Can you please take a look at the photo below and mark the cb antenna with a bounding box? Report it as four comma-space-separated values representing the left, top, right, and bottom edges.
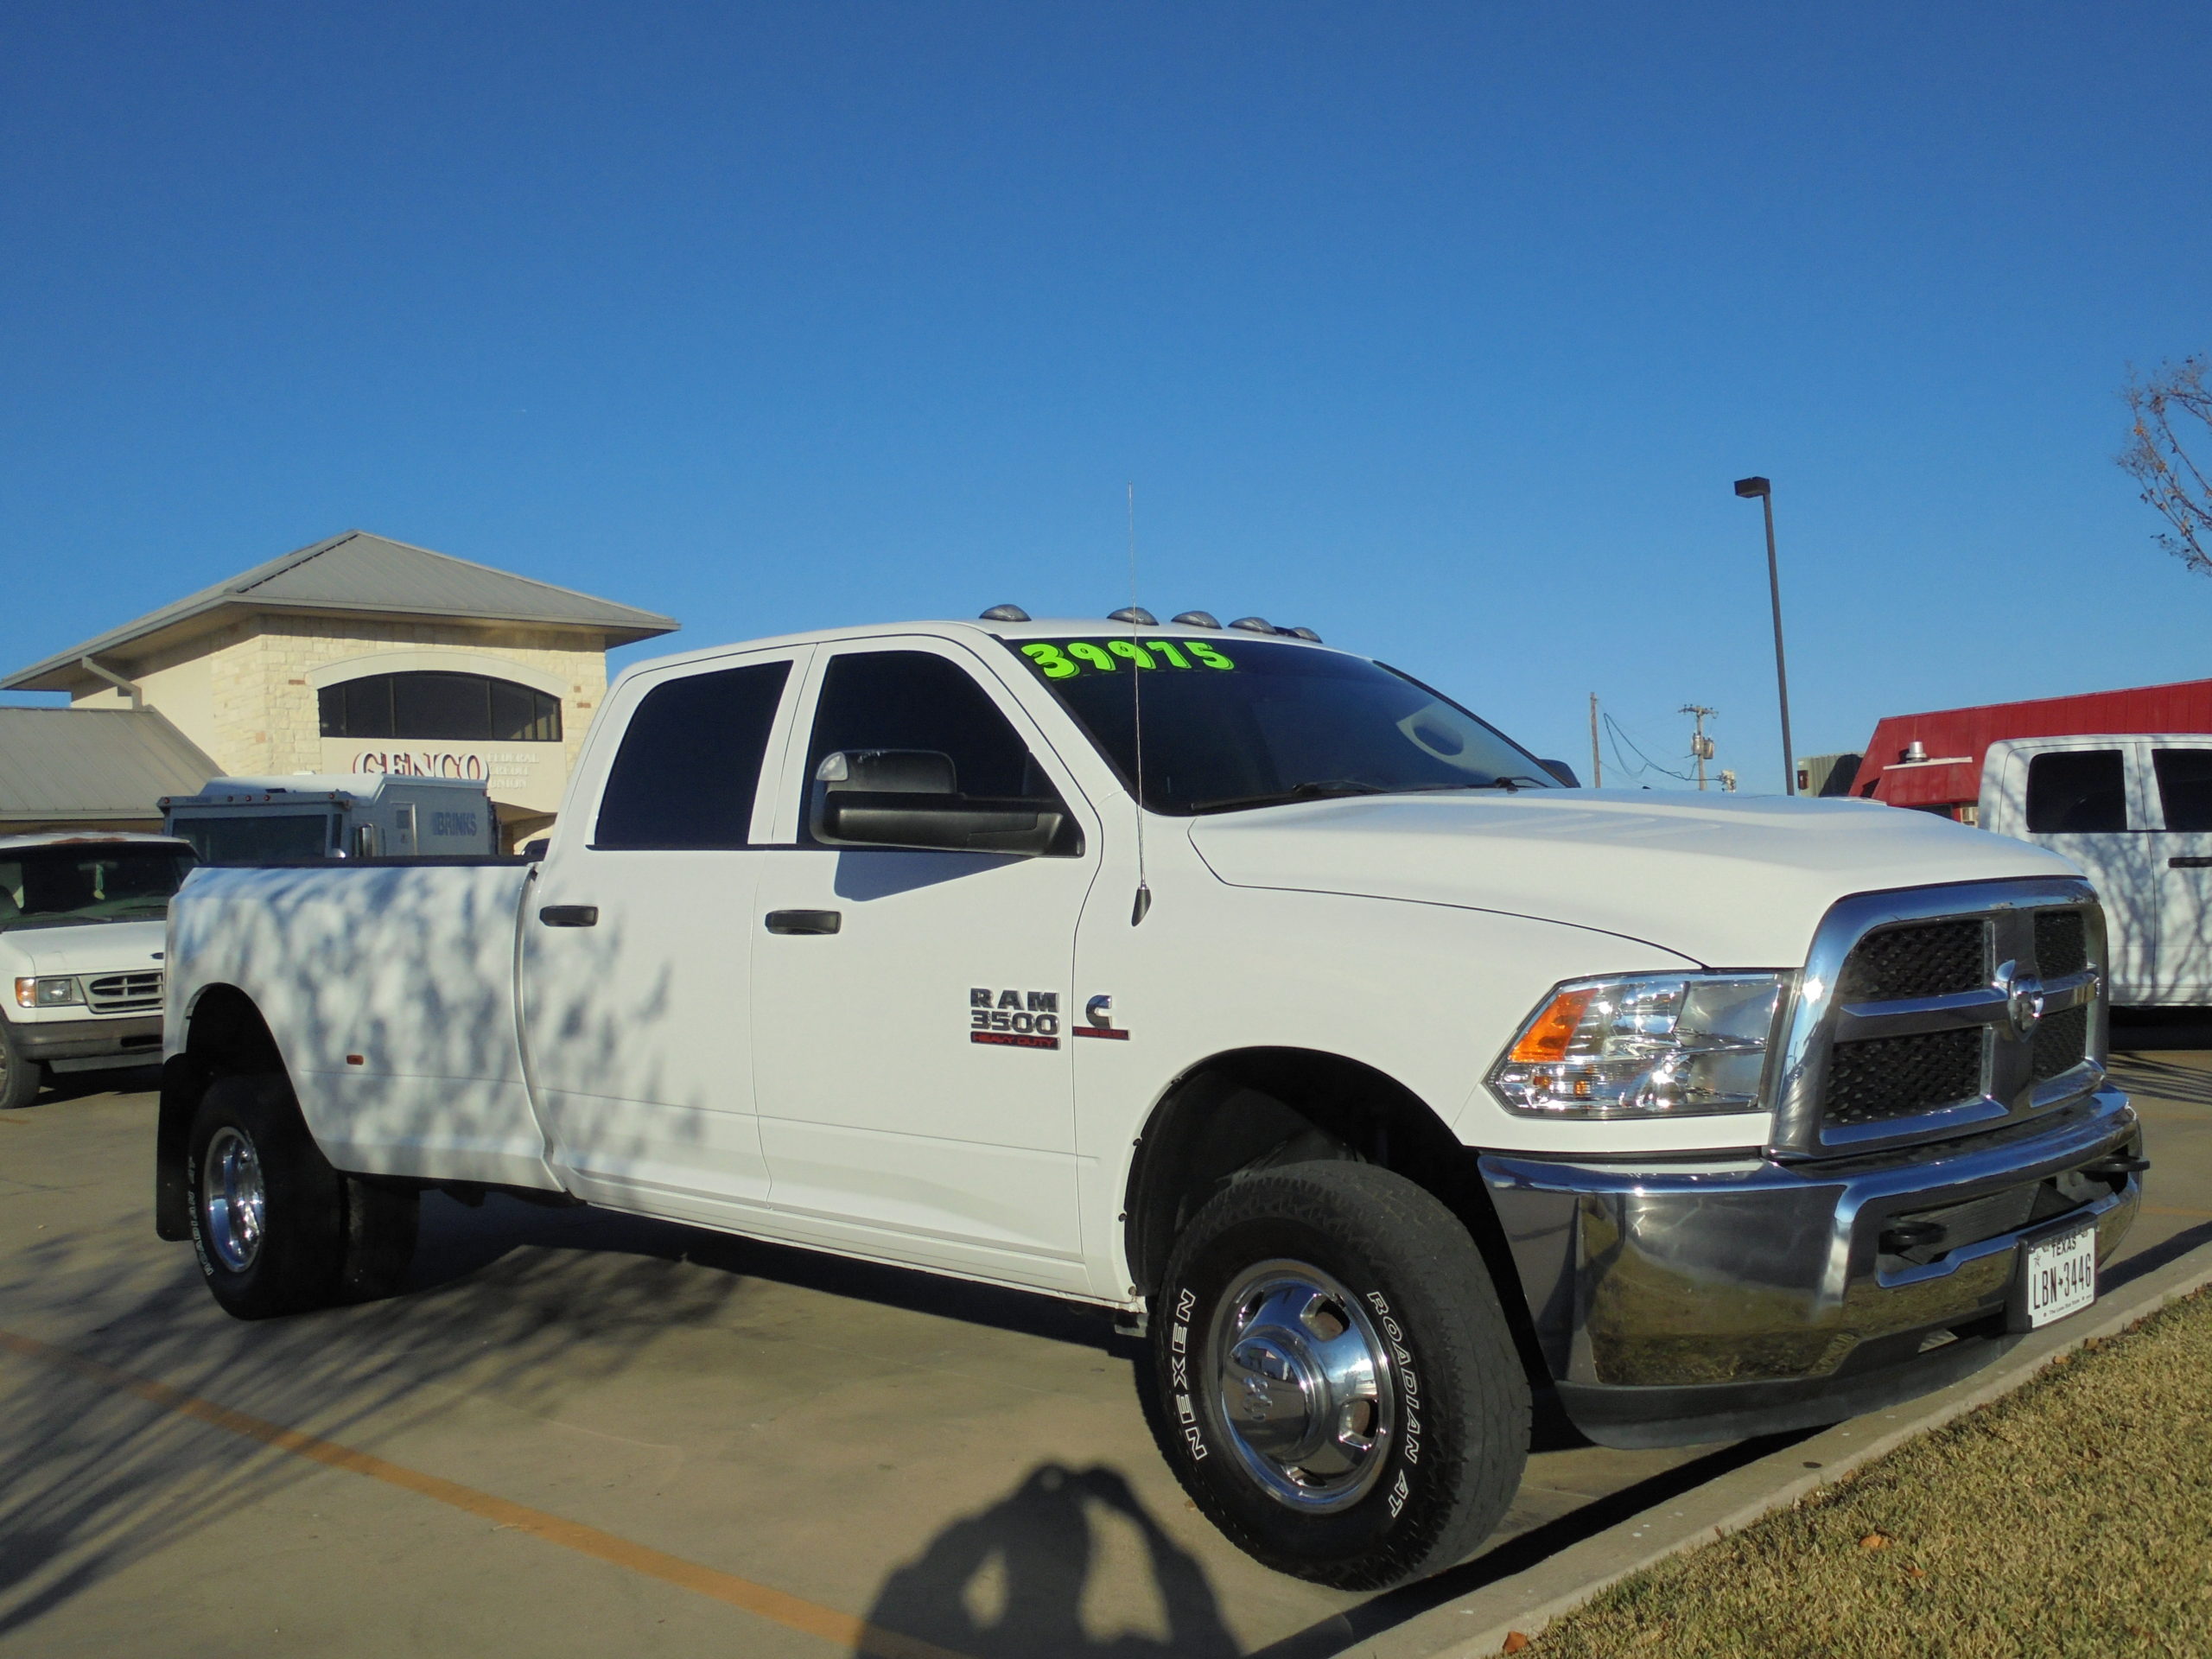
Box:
1128, 482, 1152, 925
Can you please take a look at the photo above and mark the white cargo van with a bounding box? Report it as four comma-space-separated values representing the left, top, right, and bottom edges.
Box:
162, 774, 498, 862
1980, 734, 2212, 1007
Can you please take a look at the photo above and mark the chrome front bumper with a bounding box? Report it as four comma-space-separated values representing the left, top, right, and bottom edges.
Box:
1481, 1087, 2143, 1446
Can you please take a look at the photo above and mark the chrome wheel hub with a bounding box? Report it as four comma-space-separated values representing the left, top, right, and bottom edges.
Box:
201, 1126, 266, 1273
1207, 1260, 1395, 1510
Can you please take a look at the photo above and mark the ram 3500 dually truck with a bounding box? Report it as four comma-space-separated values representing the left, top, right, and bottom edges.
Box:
156, 615, 2145, 1589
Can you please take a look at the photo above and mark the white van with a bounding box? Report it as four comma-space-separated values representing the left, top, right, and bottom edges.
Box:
161, 774, 499, 863
1980, 734, 2212, 1006
1, 832, 195, 1109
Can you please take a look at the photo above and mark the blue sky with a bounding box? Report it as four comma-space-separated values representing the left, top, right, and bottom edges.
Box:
4, 3, 2208, 790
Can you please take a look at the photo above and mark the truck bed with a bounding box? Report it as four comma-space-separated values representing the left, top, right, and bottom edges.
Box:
168, 862, 561, 1190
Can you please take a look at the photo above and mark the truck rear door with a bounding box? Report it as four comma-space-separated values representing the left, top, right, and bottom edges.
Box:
747, 640, 1101, 1288
520, 646, 810, 1216
2147, 741, 2212, 1006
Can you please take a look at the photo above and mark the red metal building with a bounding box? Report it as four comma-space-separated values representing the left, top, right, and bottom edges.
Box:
1849, 678, 2212, 819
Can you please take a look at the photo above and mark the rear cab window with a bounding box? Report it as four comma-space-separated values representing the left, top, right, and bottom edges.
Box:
2024, 750, 2129, 834
593, 661, 792, 849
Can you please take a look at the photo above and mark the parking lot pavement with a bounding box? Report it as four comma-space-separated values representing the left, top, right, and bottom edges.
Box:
2, 1058, 2205, 1659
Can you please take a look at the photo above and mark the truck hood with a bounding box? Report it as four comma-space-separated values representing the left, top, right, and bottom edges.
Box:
1186, 790, 2077, 967
0, 917, 168, 976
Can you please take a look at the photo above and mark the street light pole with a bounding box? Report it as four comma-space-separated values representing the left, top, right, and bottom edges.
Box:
1733, 475, 1796, 796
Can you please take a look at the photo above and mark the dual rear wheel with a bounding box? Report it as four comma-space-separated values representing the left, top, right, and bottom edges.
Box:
185, 1074, 418, 1319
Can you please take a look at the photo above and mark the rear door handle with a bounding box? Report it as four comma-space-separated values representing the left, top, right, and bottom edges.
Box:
766, 909, 841, 935
538, 905, 599, 927
2170, 856, 2212, 869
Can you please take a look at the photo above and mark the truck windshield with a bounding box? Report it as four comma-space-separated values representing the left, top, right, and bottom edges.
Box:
169, 814, 334, 865
1002, 636, 1555, 814
0, 844, 198, 931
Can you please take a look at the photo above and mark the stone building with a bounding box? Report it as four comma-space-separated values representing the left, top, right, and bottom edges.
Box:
3, 531, 676, 842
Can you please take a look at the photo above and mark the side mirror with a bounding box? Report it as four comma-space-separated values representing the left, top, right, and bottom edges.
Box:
1538, 759, 1581, 788
810, 749, 1080, 857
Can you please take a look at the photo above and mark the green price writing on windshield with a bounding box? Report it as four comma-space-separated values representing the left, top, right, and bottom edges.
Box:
1020, 639, 1235, 679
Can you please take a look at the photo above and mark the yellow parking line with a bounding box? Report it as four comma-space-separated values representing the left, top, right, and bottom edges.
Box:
0, 1326, 969, 1659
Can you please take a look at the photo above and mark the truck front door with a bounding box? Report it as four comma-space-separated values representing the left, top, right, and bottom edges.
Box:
747, 641, 1099, 1289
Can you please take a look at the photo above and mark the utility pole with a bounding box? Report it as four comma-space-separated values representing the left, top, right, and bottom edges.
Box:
1681, 704, 1718, 791
1589, 694, 1602, 788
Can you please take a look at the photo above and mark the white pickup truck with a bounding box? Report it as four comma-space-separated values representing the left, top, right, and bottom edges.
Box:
1976, 733, 2212, 1007
156, 613, 2146, 1589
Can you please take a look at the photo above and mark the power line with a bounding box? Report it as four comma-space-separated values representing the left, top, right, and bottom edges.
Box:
1601, 713, 1697, 784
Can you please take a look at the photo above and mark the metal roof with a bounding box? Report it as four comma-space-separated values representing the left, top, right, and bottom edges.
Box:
4, 530, 678, 691
0, 708, 219, 824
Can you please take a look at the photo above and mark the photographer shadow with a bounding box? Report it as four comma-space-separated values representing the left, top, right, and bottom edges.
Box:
860, 1463, 1240, 1659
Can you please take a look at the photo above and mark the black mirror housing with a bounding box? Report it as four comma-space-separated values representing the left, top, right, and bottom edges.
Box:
809, 750, 1082, 857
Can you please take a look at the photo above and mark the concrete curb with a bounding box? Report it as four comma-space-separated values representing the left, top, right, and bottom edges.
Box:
1363, 1238, 2212, 1659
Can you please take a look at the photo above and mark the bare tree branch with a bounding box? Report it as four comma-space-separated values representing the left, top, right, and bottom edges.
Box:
2120, 355, 2212, 577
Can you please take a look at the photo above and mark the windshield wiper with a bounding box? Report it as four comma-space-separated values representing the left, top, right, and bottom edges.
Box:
1188, 780, 1394, 815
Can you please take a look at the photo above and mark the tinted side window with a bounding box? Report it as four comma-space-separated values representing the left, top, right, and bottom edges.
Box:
594, 662, 791, 849
2154, 747, 2212, 833
804, 652, 1047, 842
2025, 750, 2127, 834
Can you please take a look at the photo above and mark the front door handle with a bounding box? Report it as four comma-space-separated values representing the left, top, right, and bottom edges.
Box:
2170, 856, 2212, 869
766, 909, 842, 935
538, 905, 599, 927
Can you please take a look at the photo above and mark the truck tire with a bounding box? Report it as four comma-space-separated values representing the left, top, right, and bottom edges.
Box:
185, 1073, 347, 1319
0, 1018, 45, 1112
1147, 1161, 1529, 1590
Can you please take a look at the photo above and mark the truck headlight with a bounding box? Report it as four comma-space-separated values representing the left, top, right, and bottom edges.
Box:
14, 976, 84, 1009
1487, 973, 1786, 1117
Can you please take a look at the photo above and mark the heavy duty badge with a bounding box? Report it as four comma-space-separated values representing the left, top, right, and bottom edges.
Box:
969, 988, 1061, 1049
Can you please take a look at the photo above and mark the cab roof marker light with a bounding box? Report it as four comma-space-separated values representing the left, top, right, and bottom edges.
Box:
1108, 607, 1157, 626
1227, 616, 1275, 634
1172, 611, 1221, 629
979, 604, 1031, 622
1287, 626, 1324, 643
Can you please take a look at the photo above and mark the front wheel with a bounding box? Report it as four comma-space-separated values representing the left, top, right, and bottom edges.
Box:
1147, 1161, 1529, 1590
0, 1018, 45, 1111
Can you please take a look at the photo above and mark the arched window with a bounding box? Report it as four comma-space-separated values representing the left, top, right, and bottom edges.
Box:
318, 671, 563, 742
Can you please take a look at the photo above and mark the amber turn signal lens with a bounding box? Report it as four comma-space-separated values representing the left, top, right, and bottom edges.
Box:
1508, 987, 1597, 1064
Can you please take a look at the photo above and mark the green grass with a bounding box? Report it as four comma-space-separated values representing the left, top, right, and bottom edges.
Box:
1526, 1287, 2212, 1658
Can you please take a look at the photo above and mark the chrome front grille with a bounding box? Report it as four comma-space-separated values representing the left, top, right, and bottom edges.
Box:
1834, 918, 1986, 1002
1823, 1027, 1984, 1127
84, 970, 162, 1013
1772, 877, 2107, 1156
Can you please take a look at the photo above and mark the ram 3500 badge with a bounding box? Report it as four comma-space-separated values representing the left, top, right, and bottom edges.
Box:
157, 613, 2145, 1590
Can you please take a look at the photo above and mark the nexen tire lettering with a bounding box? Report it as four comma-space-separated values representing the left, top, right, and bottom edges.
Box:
1171, 1288, 1207, 1459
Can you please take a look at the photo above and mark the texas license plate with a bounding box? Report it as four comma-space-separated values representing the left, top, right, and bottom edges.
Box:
2022, 1222, 2097, 1328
